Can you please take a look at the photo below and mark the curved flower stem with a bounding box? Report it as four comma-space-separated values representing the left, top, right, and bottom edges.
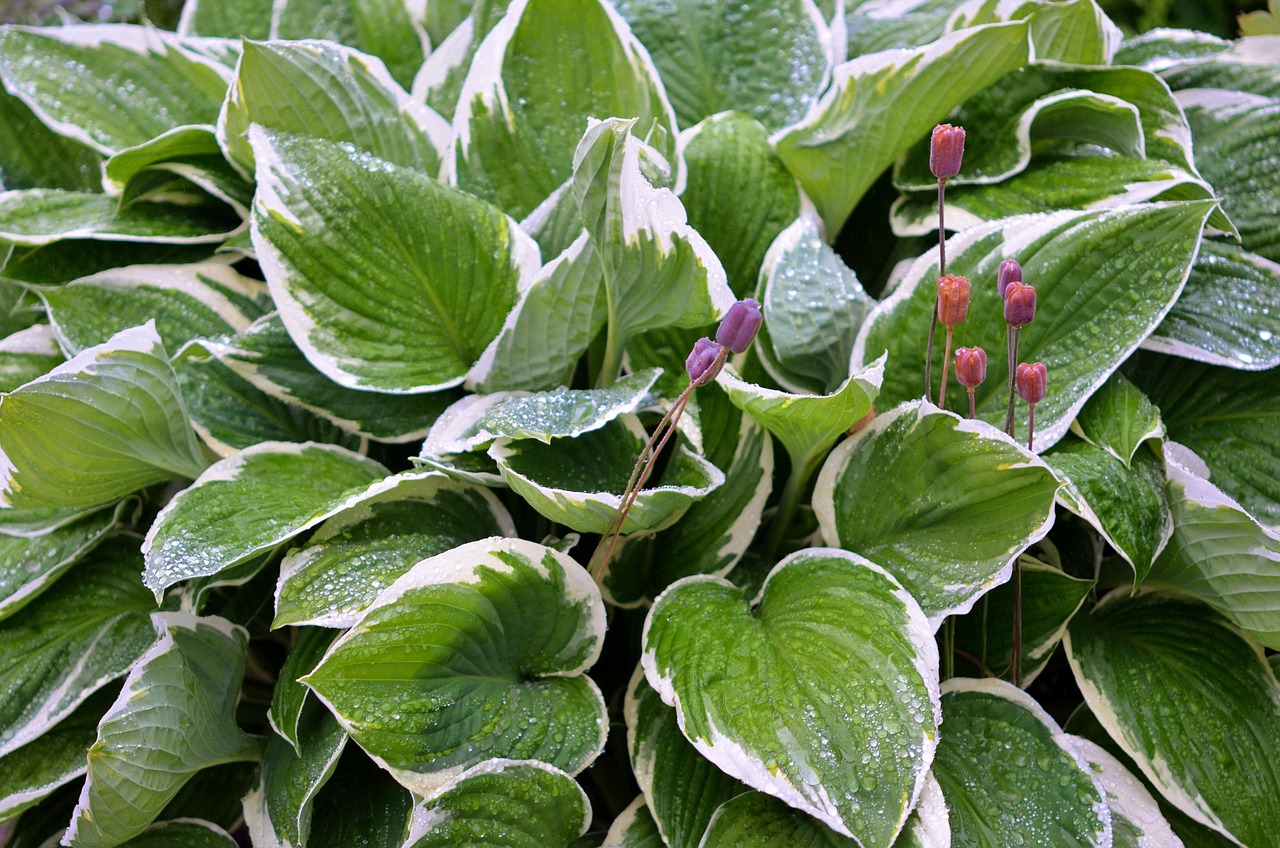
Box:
939, 326, 954, 410
763, 451, 821, 561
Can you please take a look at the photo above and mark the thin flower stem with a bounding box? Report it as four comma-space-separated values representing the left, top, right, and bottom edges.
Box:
968, 388, 976, 419
924, 180, 947, 401
1012, 558, 1023, 687
1004, 326, 1020, 437
937, 181, 948, 274
1027, 403, 1036, 453
597, 324, 625, 390
939, 326, 954, 409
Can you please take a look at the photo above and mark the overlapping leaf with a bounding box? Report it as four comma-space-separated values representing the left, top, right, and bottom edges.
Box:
0, 188, 242, 246
0, 324, 62, 392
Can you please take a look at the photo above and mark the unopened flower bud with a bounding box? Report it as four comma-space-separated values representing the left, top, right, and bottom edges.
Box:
955, 346, 987, 389
686, 337, 724, 387
716, 298, 763, 354
997, 259, 1022, 299
1016, 362, 1047, 405
937, 275, 970, 327
929, 124, 965, 181
1004, 282, 1036, 328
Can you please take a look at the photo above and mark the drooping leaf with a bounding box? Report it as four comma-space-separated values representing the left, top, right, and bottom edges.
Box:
250, 127, 539, 393
1158, 35, 1280, 99
950, 0, 1123, 65
699, 791, 859, 846
1065, 735, 1185, 848
0, 239, 214, 287
0, 324, 63, 392
1071, 372, 1163, 468
142, 441, 387, 598
854, 201, 1216, 449
244, 703, 348, 848
642, 548, 940, 845
303, 538, 607, 794
269, 627, 338, 756
815, 400, 1060, 623
841, 0, 962, 57
103, 820, 240, 848
65, 613, 261, 847
774, 21, 1030, 234
0, 86, 101, 193
102, 126, 252, 210
0, 322, 209, 510
1065, 590, 1280, 847
1111, 28, 1230, 72
0, 188, 242, 246
470, 368, 660, 444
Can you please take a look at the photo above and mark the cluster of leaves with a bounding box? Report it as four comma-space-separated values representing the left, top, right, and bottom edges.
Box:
0, 0, 1277, 846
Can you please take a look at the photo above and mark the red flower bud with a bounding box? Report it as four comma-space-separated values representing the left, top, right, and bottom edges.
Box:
1004, 282, 1036, 328
1016, 362, 1047, 405
936, 274, 970, 327
955, 346, 987, 389
686, 337, 724, 386
997, 258, 1022, 299
716, 298, 763, 354
929, 124, 965, 181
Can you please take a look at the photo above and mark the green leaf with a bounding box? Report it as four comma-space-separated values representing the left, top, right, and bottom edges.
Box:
142, 441, 387, 599
414, 0, 513, 122
0, 239, 214, 287
450, 0, 677, 220
102, 125, 241, 197
308, 748, 413, 848
273, 472, 515, 628
1147, 239, 1280, 370
480, 369, 662, 443
841, 0, 960, 57
0, 188, 242, 246
401, 760, 590, 847
603, 797, 665, 848
1145, 443, 1280, 648
40, 260, 269, 355
932, 679, 1109, 848
774, 22, 1030, 234
699, 791, 859, 846
66, 613, 261, 848
270, 627, 338, 755
891, 774, 951, 848
0, 25, 231, 155
220, 40, 448, 178
626, 665, 746, 848
679, 111, 801, 298
105, 821, 239, 848
642, 547, 940, 845
951, 0, 1122, 65
251, 127, 539, 393
1112, 28, 1230, 71
1066, 735, 1184, 848
0, 86, 101, 193
0, 322, 209, 510
0, 324, 63, 393
1179, 89, 1280, 262
1159, 36, 1280, 99
1047, 438, 1172, 586
244, 704, 348, 848
815, 400, 1060, 622
855, 202, 1216, 448
614, 0, 832, 131
755, 208, 873, 394
303, 538, 607, 794
952, 556, 1095, 684
491, 415, 722, 534
1071, 373, 1163, 468
177, 0, 273, 39
1065, 590, 1280, 847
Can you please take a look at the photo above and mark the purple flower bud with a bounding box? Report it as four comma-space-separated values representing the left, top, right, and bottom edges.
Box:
997, 258, 1022, 299
716, 298, 763, 354
936, 275, 970, 328
686, 337, 725, 387
930, 124, 965, 181
1016, 362, 1047, 405
1004, 282, 1036, 328
955, 346, 987, 389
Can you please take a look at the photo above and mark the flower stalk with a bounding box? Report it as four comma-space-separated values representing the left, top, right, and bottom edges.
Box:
924, 124, 965, 402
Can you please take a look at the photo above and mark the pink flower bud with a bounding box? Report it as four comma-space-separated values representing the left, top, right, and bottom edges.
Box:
716, 298, 763, 354
955, 347, 987, 389
686, 337, 724, 386
1016, 362, 1047, 405
997, 258, 1022, 299
929, 124, 965, 181
1004, 282, 1036, 328
937, 275, 970, 328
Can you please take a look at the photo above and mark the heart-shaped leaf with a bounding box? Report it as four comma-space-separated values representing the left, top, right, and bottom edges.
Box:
642, 547, 940, 845
303, 538, 607, 794
1070, 373, 1163, 468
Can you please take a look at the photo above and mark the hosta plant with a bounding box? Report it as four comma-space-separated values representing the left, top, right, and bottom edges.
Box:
0, 1, 1278, 846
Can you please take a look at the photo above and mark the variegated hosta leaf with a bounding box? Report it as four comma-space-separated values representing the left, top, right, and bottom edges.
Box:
0, 85, 101, 193
177, 0, 272, 39
699, 791, 859, 846
604, 796, 665, 848
0, 502, 104, 539
854, 201, 1216, 449
1047, 438, 1172, 586
895, 64, 1199, 190
0, 25, 231, 155
932, 679, 1110, 847
413, 0, 512, 122
642, 548, 940, 845
603, 385, 773, 607
1146, 239, 1280, 370
66, 613, 261, 848
952, 556, 1095, 685
890, 773, 951, 848
250, 127, 539, 393
270, 627, 338, 754
1066, 736, 1185, 848
625, 666, 745, 848
142, 442, 388, 598
0, 537, 153, 761
0, 322, 209, 510
244, 703, 348, 848
0, 238, 214, 287
774, 21, 1030, 234
219, 39, 448, 178
492, 415, 722, 534
755, 207, 873, 395
273, 472, 515, 629
267, 0, 426, 89
95, 820, 240, 848
1145, 443, 1280, 648
0, 187, 242, 246
1065, 590, 1280, 847
0, 324, 63, 392
303, 538, 608, 794
840, 0, 958, 57
307, 748, 413, 848
450, 0, 677, 219
951, 0, 1122, 64
814, 401, 1060, 624
40, 261, 269, 355
1112, 28, 1231, 71
1071, 372, 1163, 467
102, 126, 254, 215
614, 0, 832, 131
